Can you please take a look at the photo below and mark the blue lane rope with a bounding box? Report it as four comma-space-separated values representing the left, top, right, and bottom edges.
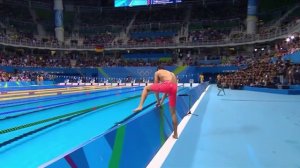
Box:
0, 88, 143, 120
0, 85, 72, 92
0, 86, 93, 99
0, 94, 147, 148
0, 87, 189, 148
0, 94, 143, 135
0, 86, 140, 107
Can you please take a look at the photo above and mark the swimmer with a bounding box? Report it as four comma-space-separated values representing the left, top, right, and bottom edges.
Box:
133, 65, 178, 139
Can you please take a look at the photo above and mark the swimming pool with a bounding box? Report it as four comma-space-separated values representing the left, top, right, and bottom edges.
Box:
0, 85, 190, 168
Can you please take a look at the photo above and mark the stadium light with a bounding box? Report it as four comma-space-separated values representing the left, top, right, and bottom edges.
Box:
261, 48, 265, 51
254, 48, 257, 52
291, 35, 295, 39
286, 38, 290, 42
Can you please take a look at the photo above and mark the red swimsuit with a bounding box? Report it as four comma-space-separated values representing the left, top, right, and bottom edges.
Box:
150, 81, 177, 107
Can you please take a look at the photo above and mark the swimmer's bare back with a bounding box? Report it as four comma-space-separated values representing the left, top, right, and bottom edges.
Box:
156, 70, 177, 83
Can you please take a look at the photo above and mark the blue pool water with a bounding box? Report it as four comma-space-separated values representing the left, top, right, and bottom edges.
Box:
0, 85, 189, 168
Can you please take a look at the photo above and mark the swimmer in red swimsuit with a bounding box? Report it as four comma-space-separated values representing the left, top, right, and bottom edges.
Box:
133, 65, 178, 139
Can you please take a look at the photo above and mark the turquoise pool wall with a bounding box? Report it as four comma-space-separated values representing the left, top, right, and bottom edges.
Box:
243, 86, 300, 95
43, 83, 208, 168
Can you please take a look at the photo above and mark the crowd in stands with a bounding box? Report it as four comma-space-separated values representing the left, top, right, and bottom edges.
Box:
0, 1, 299, 48
275, 34, 300, 56
218, 59, 300, 89
82, 33, 115, 46
0, 30, 59, 47
217, 37, 300, 89
0, 51, 71, 68
0, 50, 177, 68
188, 28, 230, 42
127, 35, 175, 45
1, 32, 300, 70
1, 38, 300, 86
0, 69, 48, 82
2, 0, 300, 89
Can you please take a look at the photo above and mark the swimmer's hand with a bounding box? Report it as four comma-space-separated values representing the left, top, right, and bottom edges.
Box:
160, 99, 164, 105
156, 99, 164, 107
156, 102, 161, 107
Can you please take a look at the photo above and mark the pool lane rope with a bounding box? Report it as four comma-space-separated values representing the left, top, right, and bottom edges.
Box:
0, 87, 187, 148
0, 88, 143, 120
0, 96, 157, 148
0, 94, 143, 135
0, 87, 119, 103
0, 86, 140, 108
0, 86, 184, 120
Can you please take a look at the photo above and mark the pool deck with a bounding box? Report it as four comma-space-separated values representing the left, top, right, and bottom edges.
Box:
149, 85, 300, 168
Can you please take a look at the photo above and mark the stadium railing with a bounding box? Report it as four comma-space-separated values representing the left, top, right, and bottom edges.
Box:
0, 21, 299, 50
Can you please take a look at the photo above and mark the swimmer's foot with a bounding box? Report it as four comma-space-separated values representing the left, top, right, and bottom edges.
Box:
173, 133, 178, 139
133, 106, 143, 113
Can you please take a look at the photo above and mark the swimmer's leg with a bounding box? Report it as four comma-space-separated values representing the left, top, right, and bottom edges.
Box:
170, 106, 178, 139
133, 85, 151, 112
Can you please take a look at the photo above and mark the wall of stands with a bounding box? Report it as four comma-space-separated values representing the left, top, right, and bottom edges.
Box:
99, 66, 242, 83
123, 53, 172, 60
0, 66, 98, 76
0, 65, 242, 83
130, 31, 176, 39
42, 83, 208, 168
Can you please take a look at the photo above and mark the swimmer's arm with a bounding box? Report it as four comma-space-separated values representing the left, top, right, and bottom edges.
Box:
155, 92, 160, 105
160, 93, 167, 104
154, 71, 159, 83
154, 71, 160, 103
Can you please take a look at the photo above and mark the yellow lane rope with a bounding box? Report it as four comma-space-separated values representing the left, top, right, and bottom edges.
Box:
0, 85, 118, 101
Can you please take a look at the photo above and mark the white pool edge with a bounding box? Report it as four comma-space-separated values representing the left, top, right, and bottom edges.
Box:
146, 85, 210, 168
